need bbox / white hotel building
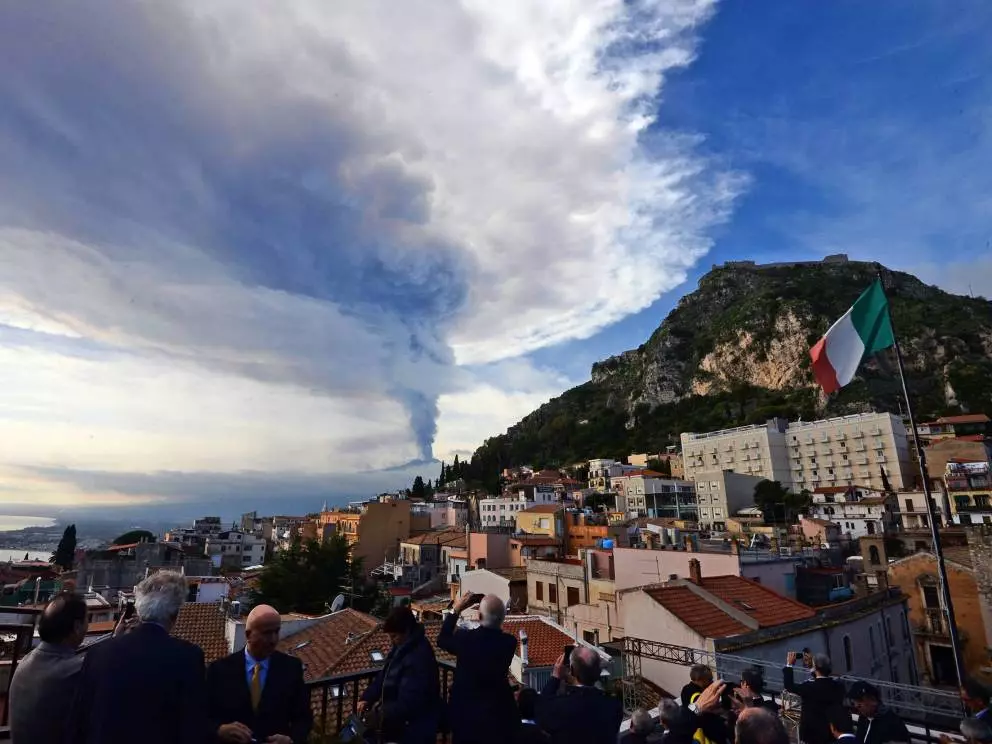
[681,412,912,495]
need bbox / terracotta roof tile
[698,576,815,627]
[278,608,379,682]
[401,529,467,548]
[519,504,561,514]
[646,585,751,638]
[171,602,230,663]
[328,622,454,677]
[502,616,581,667]
[645,576,816,640]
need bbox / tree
[112,529,156,545]
[51,524,77,570]
[251,535,361,615]
[753,480,809,524]
[411,475,428,500]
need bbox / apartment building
[205,530,267,569]
[807,486,897,539]
[588,459,639,492]
[945,461,992,525]
[480,487,556,528]
[319,500,415,576]
[693,470,765,530]
[611,472,698,519]
[682,413,912,494]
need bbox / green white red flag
[810,279,895,394]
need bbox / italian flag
[810,279,895,394]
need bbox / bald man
[207,605,312,744]
[439,592,518,744]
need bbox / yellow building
[515,504,563,536]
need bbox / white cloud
[0,1,738,508]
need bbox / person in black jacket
[438,592,518,744]
[516,687,551,744]
[848,681,909,744]
[207,604,312,744]
[537,646,623,744]
[358,606,441,744]
[783,652,845,744]
[68,571,208,744]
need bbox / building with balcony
[588,459,639,492]
[611,472,698,520]
[204,530,266,570]
[479,486,556,528]
[320,500,416,578]
[807,486,897,540]
[917,414,991,444]
[681,412,912,495]
[945,462,992,525]
[884,545,990,686]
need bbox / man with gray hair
[783,650,845,744]
[68,570,207,744]
[439,592,518,744]
[619,708,663,744]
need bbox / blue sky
[1,1,990,521]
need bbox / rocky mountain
[469,257,992,472]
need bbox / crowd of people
[8,571,312,744]
[7,579,992,744]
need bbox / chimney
[519,629,529,666]
[688,558,702,584]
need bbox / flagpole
[877,270,966,689]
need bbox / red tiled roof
[519,504,561,514]
[277,608,379,682]
[699,576,815,627]
[503,617,576,667]
[401,529,467,547]
[328,622,454,676]
[645,576,816,640]
[646,585,751,638]
[171,602,230,663]
[510,535,559,546]
[937,414,990,425]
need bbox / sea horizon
[0,514,56,532]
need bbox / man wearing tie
[207,604,312,744]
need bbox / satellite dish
[330,594,346,612]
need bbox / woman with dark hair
[358,606,442,744]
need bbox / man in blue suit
[438,592,518,744]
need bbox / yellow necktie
[250,663,263,711]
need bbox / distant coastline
[0,515,56,532]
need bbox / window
[843,636,853,672]
[567,587,580,606]
[548,584,558,604]
[536,582,544,601]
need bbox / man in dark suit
[783,652,845,744]
[68,571,208,744]
[438,592,518,744]
[10,592,88,744]
[207,604,312,744]
[849,681,909,744]
[537,645,623,744]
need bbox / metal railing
[306,659,455,742]
[621,636,964,741]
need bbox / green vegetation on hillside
[466,261,992,477]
